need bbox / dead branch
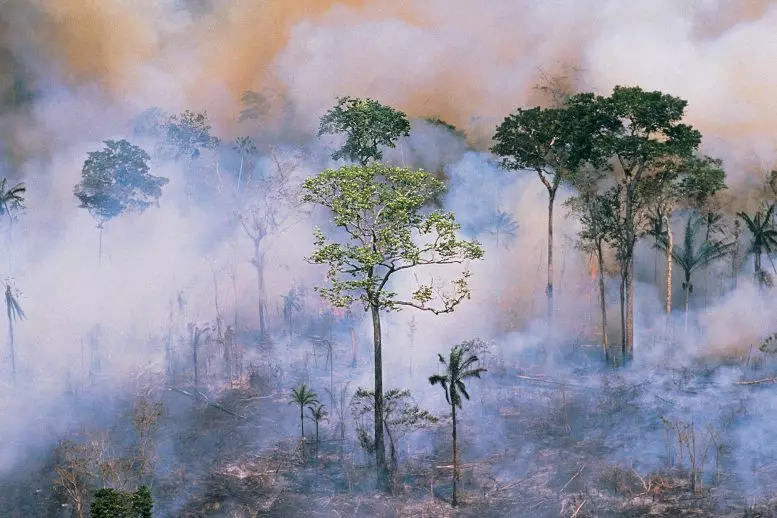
[169,387,244,418]
[734,377,777,385]
[570,498,587,518]
[559,462,588,494]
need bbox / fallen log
[169,387,244,418]
[734,377,777,386]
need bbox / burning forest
[3,1,777,517]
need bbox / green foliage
[656,213,735,286]
[308,403,328,425]
[566,187,620,254]
[73,139,168,226]
[303,164,483,313]
[163,110,220,161]
[318,96,410,165]
[90,486,153,518]
[234,136,257,157]
[290,383,318,408]
[737,202,777,285]
[429,341,487,409]
[423,117,466,140]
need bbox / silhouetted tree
[290,383,318,438]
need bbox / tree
[350,388,437,478]
[90,486,153,518]
[303,164,483,491]
[737,203,777,288]
[162,110,220,161]
[0,178,26,271]
[429,341,487,506]
[656,214,733,330]
[307,403,328,453]
[492,93,610,321]
[289,383,318,438]
[233,136,257,193]
[238,148,306,342]
[318,96,410,165]
[281,286,304,335]
[5,282,24,385]
[188,324,211,390]
[73,139,168,262]
[588,86,703,362]
[566,187,619,363]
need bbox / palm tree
[646,206,669,287]
[5,282,25,386]
[289,384,318,438]
[428,343,487,506]
[657,214,734,330]
[737,203,777,288]
[488,210,519,250]
[233,136,257,193]
[307,403,328,454]
[0,179,26,272]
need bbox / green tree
[307,403,328,453]
[657,214,733,330]
[289,383,318,438]
[591,86,703,362]
[350,388,437,478]
[737,202,777,288]
[429,341,487,506]
[5,282,24,386]
[162,110,220,161]
[492,93,610,321]
[566,187,619,363]
[318,96,410,165]
[303,164,483,491]
[73,139,168,262]
[90,486,153,518]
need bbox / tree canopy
[318,97,411,165]
[74,139,168,227]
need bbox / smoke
[2,0,777,512]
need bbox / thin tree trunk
[232,269,238,331]
[193,339,198,389]
[626,266,634,363]
[546,190,556,322]
[98,224,103,266]
[370,303,390,491]
[8,317,15,386]
[451,402,458,507]
[619,272,627,366]
[237,154,244,193]
[755,250,762,287]
[684,276,691,333]
[665,223,673,316]
[596,242,609,363]
[254,241,266,342]
[300,404,304,437]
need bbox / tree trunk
[8,317,15,386]
[254,241,266,342]
[237,154,244,193]
[370,303,390,491]
[625,265,634,363]
[300,404,304,437]
[619,273,627,366]
[451,401,458,507]
[596,241,609,364]
[665,223,673,316]
[546,190,556,322]
[98,224,104,266]
[684,276,691,333]
[755,250,763,287]
[193,340,199,389]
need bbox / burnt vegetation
[2,75,777,518]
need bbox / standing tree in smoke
[233,136,257,193]
[73,139,168,262]
[429,341,486,507]
[566,187,619,363]
[303,164,483,491]
[162,110,220,161]
[0,178,26,271]
[5,281,24,385]
[289,383,318,439]
[307,403,328,454]
[585,87,703,363]
[492,94,611,322]
[737,203,777,288]
[656,214,734,330]
[238,149,305,342]
[318,96,411,166]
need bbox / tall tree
[656,213,734,330]
[162,110,220,161]
[737,203,777,288]
[238,148,305,342]
[492,93,610,321]
[0,178,26,273]
[566,187,619,363]
[589,86,703,362]
[318,96,410,165]
[73,140,168,262]
[303,164,483,491]
[289,383,318,438]
[233,136,257,193]
[4,282,24,385]
[429,341,487,507]
[307,403,328,453]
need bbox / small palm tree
[233,136,257,193]
[737,203,777,288]
[657,214,734,330]
[307,403,328,453]
[488,210,519,250]
[5,282,25,386]
[429,343,487,507]
[290,384,318,438]
[0,178,26,217]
